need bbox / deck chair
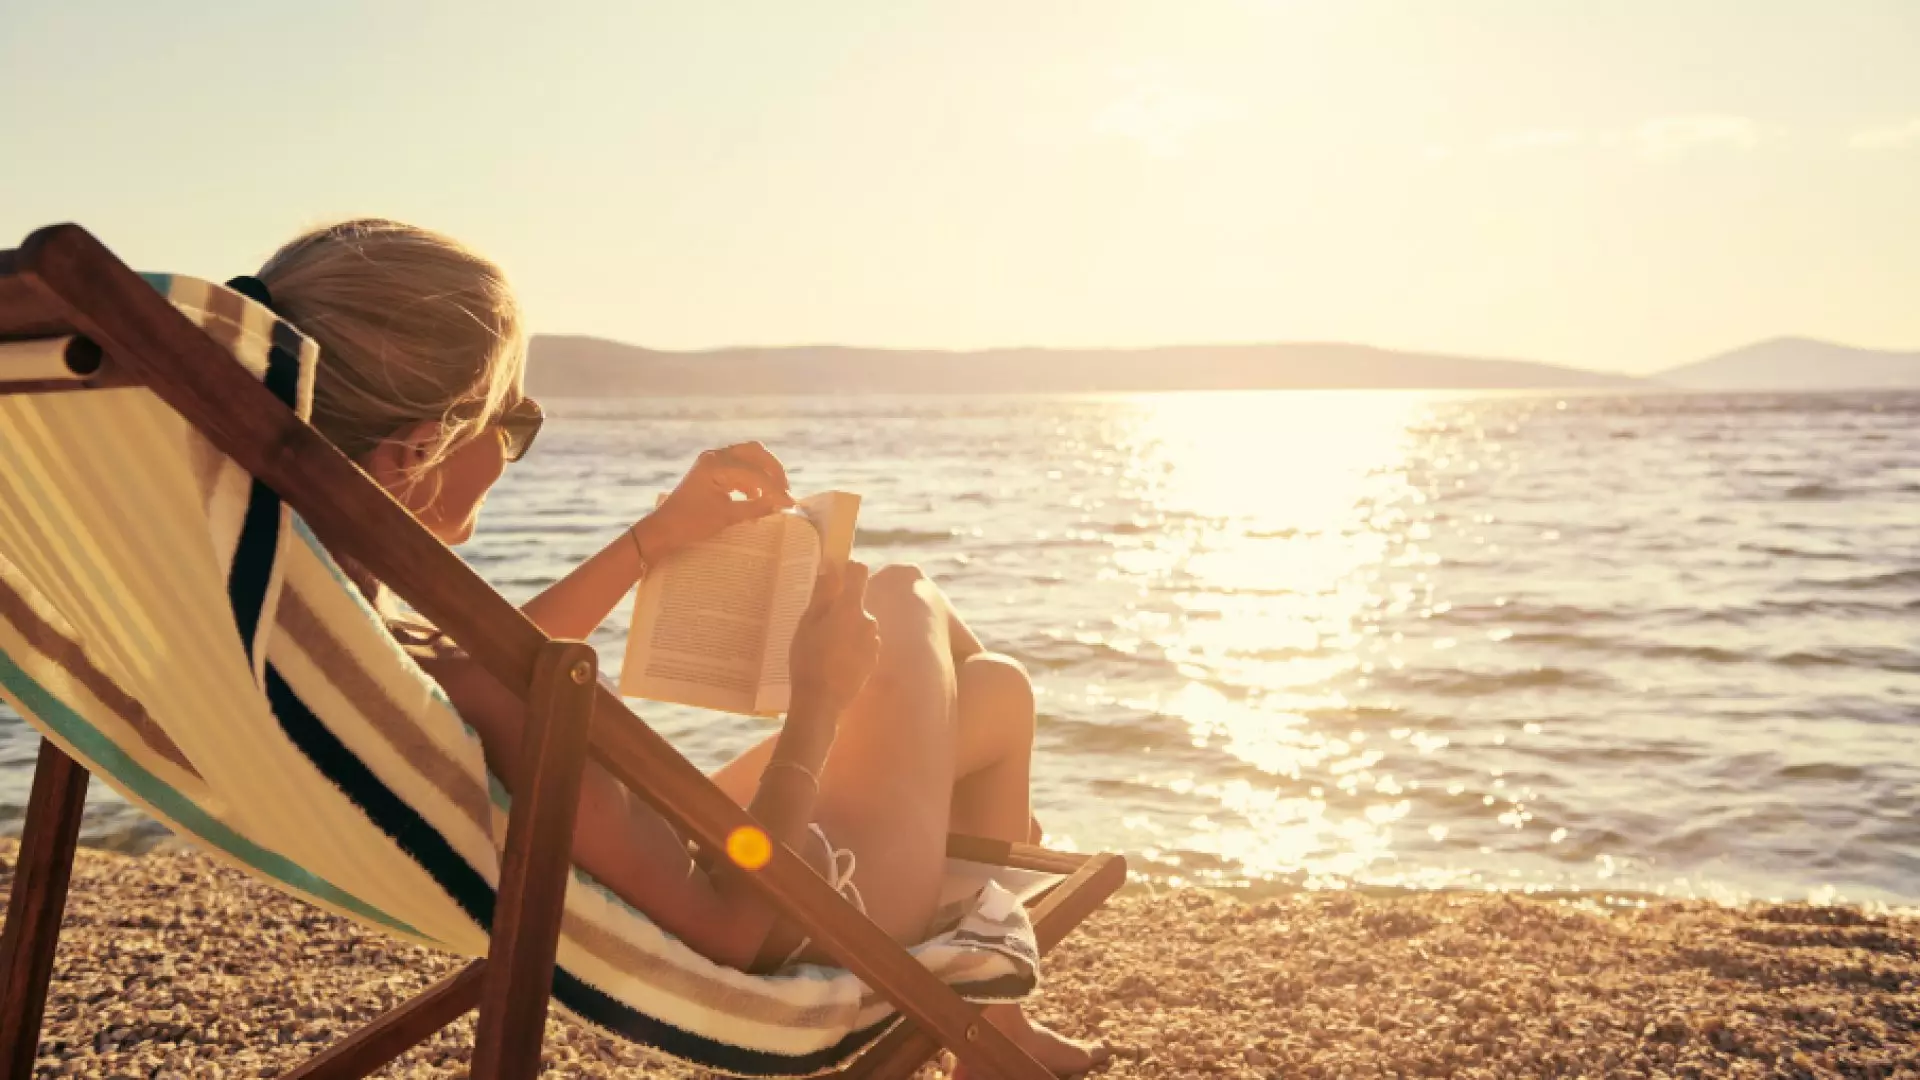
[0,224,1125,1080]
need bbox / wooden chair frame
[0,224,1127,1080]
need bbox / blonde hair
[255,219,526,476]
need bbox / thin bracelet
[628,525,651,577]
[763,759,820,790]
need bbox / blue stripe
[553,969,886,1077]
[0,655,423,940]
[224,330,302,671]
[262,664,497,930]
[941,972,1036,1003]
[269,320,306,367]
[226,482,279,662]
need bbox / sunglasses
[494,397,544,463]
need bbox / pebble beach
[6,841,1917,1079]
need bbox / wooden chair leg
[0,740,89,1080]
[282,961,485,1080]
[470,641,598,1080]
[838,853,1129,1080]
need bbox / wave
[1150,582,1305,599]
[1041,713,1206,756]
[1676,597,1920,621]
[1529,743,1703,768]
[1784,483,1846,500]
[614,471,683,487]
[479,521,622,536]
[1775,762,1871,783]
[1010,535,1113,550]
[1503,630,1615,650]
[1740,543,1858,562]
[1463,631,1907,673]
[1638,643,1751,664]
[854,527,958,547]
[1433,603,1621,627]
[1241,644,1325,662]
[1826,568,1920,592]
[1368,665,1612,696]
[1774,648,1920,675]
[1003,639,1186,677]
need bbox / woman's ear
[361,421,442,505]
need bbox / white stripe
[0,337,87,381]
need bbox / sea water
[4,389,1915,906]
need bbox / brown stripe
[169,296,247,507]
[555,901,855,1029]
[196,284,249,359]
[0,571,199,777]
[275,583,496,836]
[855,951,998,1012]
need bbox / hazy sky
[3,1,1917,373]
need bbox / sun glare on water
[1090,391,1448,887]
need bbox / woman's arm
[517,442,794,641]
[425,561,879,971]
[516,528,646,641]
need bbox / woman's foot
[951,1004,1109,1078]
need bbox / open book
[618,491,860,716]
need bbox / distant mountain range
[1653,337,1920,391]
[524,334,1917,397]
[527,337,1642,396]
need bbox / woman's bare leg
[717,574,1041,838]
[731,563,964,949]
[822,564,965,943]
[947,651,1108,1077]
[948,652,1035,843]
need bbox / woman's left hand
[630,442,794,561]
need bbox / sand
[2,841,1915,1079]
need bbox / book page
[619,512,786,713]
[797,490,861,565]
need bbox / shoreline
[29,825,1920,919]
[5,841,1917,1077]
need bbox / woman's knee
[958,652,1036,745]
[867,562,928,602]
[870,562,928,587]
[865,564,938,623]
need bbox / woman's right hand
[630,442,793,564]
[787,560,881,721]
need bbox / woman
[247,218,1105,1076]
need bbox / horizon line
[528,332,1918,378]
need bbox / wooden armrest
[944,833,1092,874]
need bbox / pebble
[3,842,1917,1077]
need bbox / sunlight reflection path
[1097,392,1441,885]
